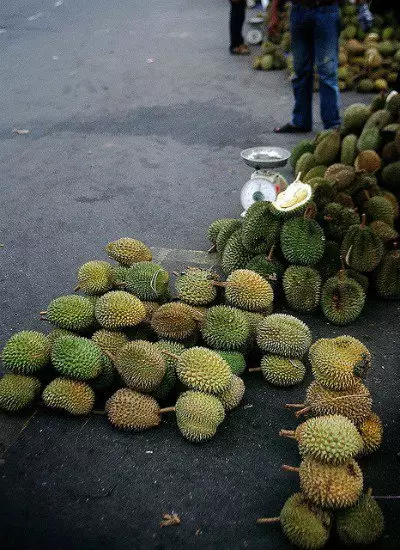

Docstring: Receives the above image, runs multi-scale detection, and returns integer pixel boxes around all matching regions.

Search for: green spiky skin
[336,492,384,545]
[340,134,358,166]
[245,254,284,290]
[357,124,381,152]
[314,131,341,165]
[217,375,245,411]
[114,340,166,393]
[91,354,115,391]
[77,261,116,295]
[321,203,360,242]
[280,217,325,265]
[175,268,217,306]
[341,221,384,273]
[343,105,371,136]
[369,220,399,242]
[290,140,315,170]
[295,153,317,178]
[47,329,77,347]
[261,355,305,387]
[216,351,246,376]
[201,306,250,351]
[279,493,332,550]
[51,336,103,380]
[321,273,366,326]
[0,374,41,412]
[221,230,255,275]
[257,314,312,358]
[95,291,146,330]
[105,238,152,266]
[91,329,128,356]
[316,241,341,281]
[123,262,170,301]
[106,389,160,430]
[364,197,395,226]
[381,161,400,191]
[46,295,96,332]
[225,269,274,313]
[344,269,369,293]
[153,341,185,400]
[376,249,400,299]
[216,220,242,253]
[151,302,201,341]
[43,378,95,415]
[308,178,335,210]
[242,202,281,254]
[303,166,327,183]
[113,265,130,285]
[176,347,232,394]
[207,218,232,245]
[2,331,50,374]
[175,390,225,442]
[283,266,322,313]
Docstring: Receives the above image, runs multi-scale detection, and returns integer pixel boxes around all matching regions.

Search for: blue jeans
[290,4,341,130]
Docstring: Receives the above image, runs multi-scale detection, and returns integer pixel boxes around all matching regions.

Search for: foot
[230,44,250,55]
[273,123,312,134]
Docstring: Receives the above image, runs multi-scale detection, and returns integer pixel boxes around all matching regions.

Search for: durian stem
[161,350,180,361]
[103,351,116,362]
[360,213,367,229]
[256,517,280,524]
[267,245,275,262]
[367,488,373,497]
[114,282,126,287]
[279,430,296,439]
[248,367,261,373]
[159,406,175,414]
[211,281,229,288]
[208,244,217,254]
[295,406,311,418]
[281,464,300,473]
[40,311,47,316]
[74,285,81,292]
[285,403,305,409]
[324,215,333,222]
[172,272,180,277]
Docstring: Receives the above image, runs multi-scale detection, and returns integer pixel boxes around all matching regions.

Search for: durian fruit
[314,130,341,165]
[217,375,245,411]
[357,122,382,151]
[91,329,128,356]
[303,165,327,182]
[75,260,115,295]
[364,196,395,226]
[340,134,358,165]
[336,489,384,545]
[1,331,50,374]
[174,347,232,394]
[316,241,341,281]
[245,246,285,289]
[280,208,325,266]
[376,246,400,299]
[106,388,162,431]
[221,229,254,275]
[257,492,332,550]
[216,219,242,253]
[0,374,41,412]
[280,415,363,465]
[381,160,400,190]
[322,203,360,242]
[342,103,370,134]
[283,266,321,313]
[257,314,312,359]
[324,163,356,190]
[308,177,336,210]
[151,302,201,341]
[357,78,375,94]
[216,351,246,376]
[357,412,383,455]
[105,238,152,266]
[113,340,166,392]
[153,340,184,400]
[369,220,399,242]
[241,201,281,253]
[123,262,169,301]
[91,354,115,391]
[295,153,317,178]
[341,214,384,272]
[244,311,268,341]
[290,140,315,170]
[51,336,104,380]
[386,92,400,115]
[113,265,130,286]
[95,291,146,330]
[201,305,250,351]
[175,390,225,442]
[43,295,96,332]
[224,269,274,313]
[42,378,95,415]
[309,336,371,391]
[271,177,313,219]
[207,218,232,248]
[175,267,218,306]
[321,270,366,326]
[259,355,306,387]
[47,328,77,347]
[354,150,381,173]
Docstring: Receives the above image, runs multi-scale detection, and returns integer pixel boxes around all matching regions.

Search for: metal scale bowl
[240,146,290,214]
[246,15,265,45]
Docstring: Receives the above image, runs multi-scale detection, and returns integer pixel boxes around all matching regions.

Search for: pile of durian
[0,237,318,441]
[256,335,384,549]
[207,93,400,326]
[254,1,400,94]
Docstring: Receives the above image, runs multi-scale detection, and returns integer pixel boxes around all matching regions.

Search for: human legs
[230,0,246,51]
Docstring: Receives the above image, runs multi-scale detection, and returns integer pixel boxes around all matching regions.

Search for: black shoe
[273,123,312,134]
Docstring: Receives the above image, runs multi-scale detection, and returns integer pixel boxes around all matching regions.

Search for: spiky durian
[271,177,313,219]
[114,340,166,392]
[51,336,103,380]
[221,229,254,275]
[340,134,358,165]
[207,218,232,246]
[321,270,366,326]
[151,302,201,341]
[369,220,399,242]
[242,202,281,253]
[316,241,341,281]
[216,219,243,253]
[175,390,225,442]
[216,351,246,376]
[1,331,50,374]
[47,329,77,347]
[175,347,232,394]
[113,265,130,285]
[290,140,316,170]
[91,354,115,391]
[357,413,383,455]
[224,269,274,313]
[260,355,305,387]
[257,314,312,358]
[95,291,146,330]
[153,340,184,400]
[295,153,317,178]
[217,375,245,411]
[342,104,370,134]
[45,295,96,332]
[0,374,41,412]
[106,388,161,430]
[364,196,395,226]
[341,215,384,272]
[91,329,128,356]
[76,260,115,295]
[175,267,218,306]
[381,160,400,191]
[42,378,95,415]
[354,150,381,174]
[324,164,356,190]
[308,178,335,210]
[244,311,269,341]
[336,490,384,545]
[283,266,321,313]
[245,247,284,290]
[280,211,325,266]
[314,130,341,165]
[322,203,360,242]
[201,306,250,351]
[122,262,169,301]
[303,165,327,182]
[376,247,400,299]
[105,238,152,266]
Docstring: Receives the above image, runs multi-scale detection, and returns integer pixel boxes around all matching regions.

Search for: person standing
[270,0,373,133]
[230,0,250,55]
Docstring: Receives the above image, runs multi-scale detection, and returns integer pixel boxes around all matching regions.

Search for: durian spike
[74,285,81,292]
[279,429,296,439]
[285,403,306,409]
[208,244,217,254]
[248,367,261,373]
[281,464,300,473]
[256,517,280,524]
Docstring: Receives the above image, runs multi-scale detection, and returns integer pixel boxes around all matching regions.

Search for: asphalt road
[0,1,400,549]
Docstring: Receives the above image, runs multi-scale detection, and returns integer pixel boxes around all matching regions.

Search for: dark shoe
[273,123,311,134]
[230,44,250,55]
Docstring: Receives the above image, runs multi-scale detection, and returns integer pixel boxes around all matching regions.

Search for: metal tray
[241,146,290,169]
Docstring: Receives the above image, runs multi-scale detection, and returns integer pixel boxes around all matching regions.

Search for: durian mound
[106,388,160,431]
[175,390,225,442]
[114,340,166,393]
[152,340,184,401]
[299,457,363,509]
[95,291,146,330]
[216,351,246,376]
[42,378,95,415]
[175,267,217,306]
[294,415,363,464]
[305,380,372,425]
[105,237,152,266]
[279,493,332,550]
[46,295,96,332]
[1,331,50,374]
[225,269,274,313]
[257,314,312,358]
[0,374,41,412]
[271,178,312,218]
[309,336,371,391]
[123,262,170,301]
[77,260,115,295]
[201,306,250,351]
[217,375,245,411]
[176,347,232,394]
[358,413,383,456]
[336,490,384,545]
[151,302,201,341]
[91,329,128,356]
[261,355,305,387]
[51,336,103,380]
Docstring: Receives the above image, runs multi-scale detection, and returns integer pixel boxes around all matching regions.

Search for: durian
[216,351,246,376]
[106,388,161,430]
[105,238,152,266]
[151,302,201,341]
[280,209,325,265]
[76,260,115,295]
[1,331,50,374]
[95,291,146,330]
[0,374,41,412]
[175,267,218,306]
[283,266,321,313]
[224,269,274,313]
[242,201,281,254]
[114,340,166,392]
[174,346,232,394]
[259,355,306,387]
[217,375,245,411]
[91,329,128,356]
[43,295,96,332]
[221,229,254,275]
[175,390,225,442]
[336,489,384,545]
[358,412,383,455]
[201,306,250,351]
[51,336,104,380]
[341,214,384,272]
[257,314,312,358]
[123,262,169,301]
[376,246,400,299]
[42,378,95,415]
[321,270,366,326]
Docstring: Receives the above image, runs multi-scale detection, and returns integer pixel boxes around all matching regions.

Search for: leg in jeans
[230,0,246,50]
[314,6,341,129]
[290,5,314,130]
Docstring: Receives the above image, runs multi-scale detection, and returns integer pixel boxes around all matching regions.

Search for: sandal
[273,123,311,134]
[230,44,250,55]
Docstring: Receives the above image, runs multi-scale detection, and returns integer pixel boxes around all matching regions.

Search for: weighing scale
[240,146,290,215]
[246,15,265,45]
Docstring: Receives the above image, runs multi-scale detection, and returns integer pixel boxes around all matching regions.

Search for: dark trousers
[230,0,246,50]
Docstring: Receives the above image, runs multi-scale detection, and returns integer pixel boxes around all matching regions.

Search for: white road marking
[0,29,6,34]
[54,0,63,6]
[27,12,44,21]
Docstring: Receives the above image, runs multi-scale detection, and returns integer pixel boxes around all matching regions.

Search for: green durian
[105,238,152,266]
[114,340,166,392]
[336,490,384,545]
[341,215,384,272]
[95,291,146,330]
[242,202,281,254]
[260,355,305,387]
[42,378,95,415]
[76,260,115,295]
[340,134,358,165]
[215,351,246,376]
[175,347,232,394]
[175,267,218,306]
[45,295,96,332]
[283,266,321,313]
[201,306,250,351]
[316,241,341,281]
[123,262,170,301]
[0,374,41,412]
[321,270,366,326]
[376,247,400,299]
[342,103,370,134]
[216,219,242,253]
[225,269,274,313]
[280,210,325,265]
[381,161,400,191]
[221,230,254,275]
[290,140,315,170]
[217,375,245,411]
[51,336,103,381]
[364,196,395,226]
[257,314,312,358]
[314,131,341,165]
[175,390,225,442]
[1,331,50,374]
[295,152,317,178]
